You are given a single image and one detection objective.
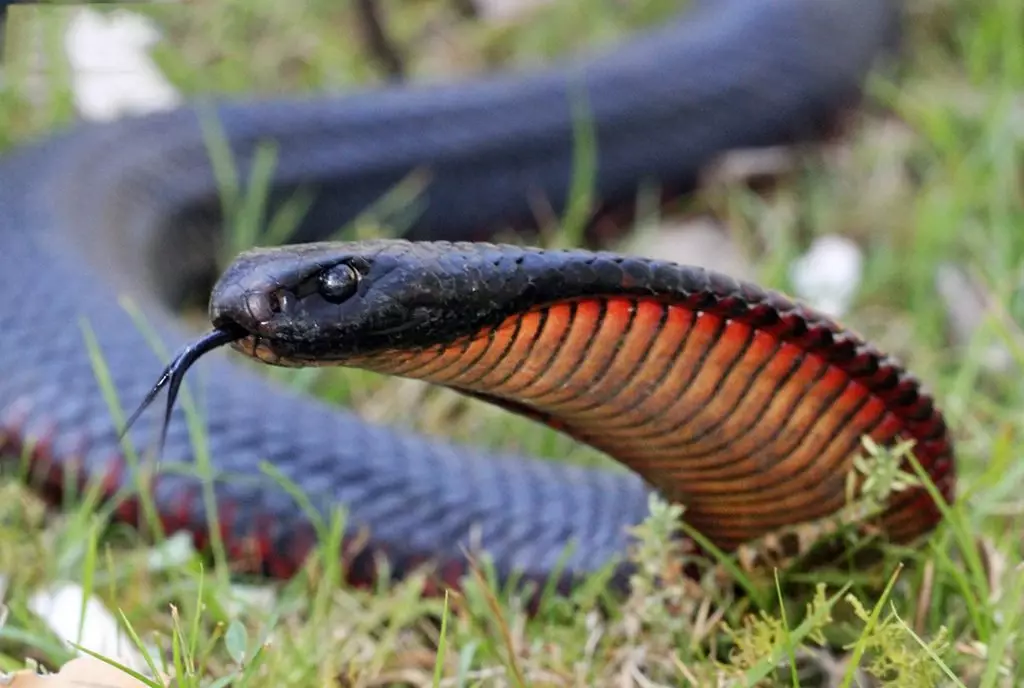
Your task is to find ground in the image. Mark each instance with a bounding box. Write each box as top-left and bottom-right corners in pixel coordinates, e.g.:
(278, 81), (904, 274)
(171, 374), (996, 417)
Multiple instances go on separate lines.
(0, 0), (1022, 686)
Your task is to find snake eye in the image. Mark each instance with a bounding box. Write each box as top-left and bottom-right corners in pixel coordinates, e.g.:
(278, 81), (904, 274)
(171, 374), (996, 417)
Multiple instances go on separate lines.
(318, 263), (360, 304)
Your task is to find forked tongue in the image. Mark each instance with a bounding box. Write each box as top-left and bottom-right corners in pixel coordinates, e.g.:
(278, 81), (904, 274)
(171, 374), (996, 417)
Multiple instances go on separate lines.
(121, 327), (244, 454)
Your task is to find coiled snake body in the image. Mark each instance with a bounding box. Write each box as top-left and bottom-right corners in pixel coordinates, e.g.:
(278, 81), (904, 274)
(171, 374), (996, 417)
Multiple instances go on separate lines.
(0, 0), (954, 594)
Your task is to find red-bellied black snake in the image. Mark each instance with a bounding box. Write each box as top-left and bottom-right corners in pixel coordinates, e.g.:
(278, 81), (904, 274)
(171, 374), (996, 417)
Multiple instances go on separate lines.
(0, 0), (954, 596)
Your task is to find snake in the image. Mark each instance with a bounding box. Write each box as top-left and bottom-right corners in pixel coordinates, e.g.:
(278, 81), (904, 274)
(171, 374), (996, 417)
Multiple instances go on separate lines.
(0, 0), (955, 597)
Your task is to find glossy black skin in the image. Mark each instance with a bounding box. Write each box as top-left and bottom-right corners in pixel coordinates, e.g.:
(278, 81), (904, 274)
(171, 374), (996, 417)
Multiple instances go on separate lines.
(0, 0), (903, 591)
(208, 240), (758, 364)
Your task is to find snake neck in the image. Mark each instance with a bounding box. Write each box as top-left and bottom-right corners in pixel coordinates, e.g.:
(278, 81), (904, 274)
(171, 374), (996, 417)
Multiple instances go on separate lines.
(346, 292), (952, 552)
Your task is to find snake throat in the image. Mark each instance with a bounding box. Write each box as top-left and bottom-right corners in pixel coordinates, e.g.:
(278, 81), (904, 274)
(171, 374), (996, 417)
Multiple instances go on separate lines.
(369, 293), (953, 549)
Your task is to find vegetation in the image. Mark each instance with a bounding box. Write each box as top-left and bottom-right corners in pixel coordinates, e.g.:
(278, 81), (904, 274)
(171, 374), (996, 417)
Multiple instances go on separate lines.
(0, 0), (1022, 684)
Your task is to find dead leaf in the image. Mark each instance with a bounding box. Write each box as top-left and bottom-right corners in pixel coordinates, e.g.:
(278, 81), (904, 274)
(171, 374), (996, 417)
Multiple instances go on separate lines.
(4, 657), (154, 687)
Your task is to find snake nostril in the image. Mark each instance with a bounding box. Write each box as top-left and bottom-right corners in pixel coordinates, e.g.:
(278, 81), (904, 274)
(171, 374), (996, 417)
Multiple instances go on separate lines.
(245, 289), (293, 323)
(243, 292), (277, 323)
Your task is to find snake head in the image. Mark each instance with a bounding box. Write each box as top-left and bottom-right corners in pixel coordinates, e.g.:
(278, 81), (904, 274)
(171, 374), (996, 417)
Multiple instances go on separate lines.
(124, 239), (499, 451)
(204, 239), (557, 367)
(207, 240), (431, 366)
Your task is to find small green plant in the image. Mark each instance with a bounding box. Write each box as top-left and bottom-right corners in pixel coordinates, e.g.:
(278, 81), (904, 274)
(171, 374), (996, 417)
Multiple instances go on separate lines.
(844, 594), (954, 687)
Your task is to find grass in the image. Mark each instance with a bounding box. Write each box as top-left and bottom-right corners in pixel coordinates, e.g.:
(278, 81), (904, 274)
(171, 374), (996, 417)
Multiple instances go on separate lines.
(0, 0), (1022, 685)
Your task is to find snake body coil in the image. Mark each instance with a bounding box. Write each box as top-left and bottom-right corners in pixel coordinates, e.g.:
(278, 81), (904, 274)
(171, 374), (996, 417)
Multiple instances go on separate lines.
(0, 0), (953, 593)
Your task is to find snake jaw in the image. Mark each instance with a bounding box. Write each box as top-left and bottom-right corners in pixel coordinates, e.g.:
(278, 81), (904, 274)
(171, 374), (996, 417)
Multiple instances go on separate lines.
(122, 326), (245, 454)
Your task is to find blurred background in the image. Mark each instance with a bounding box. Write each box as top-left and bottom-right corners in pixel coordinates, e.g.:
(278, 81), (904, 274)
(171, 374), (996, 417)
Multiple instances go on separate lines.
(0, 0), (1021, 685)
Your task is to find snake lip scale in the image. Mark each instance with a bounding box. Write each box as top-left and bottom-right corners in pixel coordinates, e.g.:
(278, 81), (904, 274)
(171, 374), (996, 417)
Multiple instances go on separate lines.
(0, 0), (954, 598)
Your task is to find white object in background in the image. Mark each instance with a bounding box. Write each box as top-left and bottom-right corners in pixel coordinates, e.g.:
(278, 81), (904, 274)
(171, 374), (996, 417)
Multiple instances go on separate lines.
(63, 8), (181, 121)
(27, 582), (150, 673)
(475, 0), (554, 22)
(789, 235), (863, 318)
(934, 262), (1015, 374)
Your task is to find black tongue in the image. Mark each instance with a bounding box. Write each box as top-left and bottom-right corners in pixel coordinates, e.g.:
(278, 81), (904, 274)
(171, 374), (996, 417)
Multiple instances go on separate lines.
(121, 326), (243, 454)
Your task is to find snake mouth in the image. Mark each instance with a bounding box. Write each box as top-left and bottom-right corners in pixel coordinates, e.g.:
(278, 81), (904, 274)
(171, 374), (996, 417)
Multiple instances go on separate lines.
(122, 325), (247, 453)
(227, 334), (306, 368)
